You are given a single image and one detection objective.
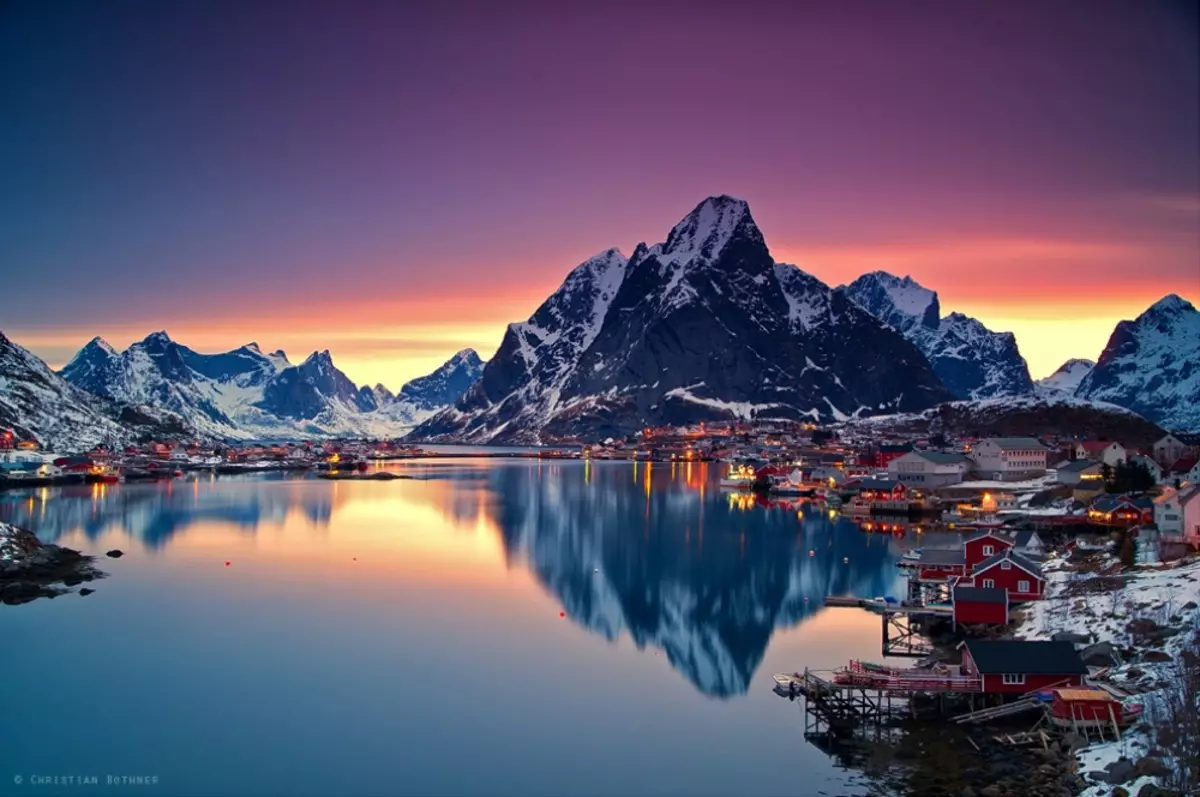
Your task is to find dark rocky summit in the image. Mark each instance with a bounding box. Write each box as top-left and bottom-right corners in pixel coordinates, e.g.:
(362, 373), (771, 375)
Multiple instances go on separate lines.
(412, 196), (952, 443)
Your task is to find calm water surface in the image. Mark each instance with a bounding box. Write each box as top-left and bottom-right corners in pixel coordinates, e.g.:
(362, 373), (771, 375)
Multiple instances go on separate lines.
(1, 458), (912, 796)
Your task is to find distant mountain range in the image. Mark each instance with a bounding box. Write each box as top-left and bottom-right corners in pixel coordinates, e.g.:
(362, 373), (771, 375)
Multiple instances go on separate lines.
(0, 330), (484, 447)
(2, 195), (1197, 448)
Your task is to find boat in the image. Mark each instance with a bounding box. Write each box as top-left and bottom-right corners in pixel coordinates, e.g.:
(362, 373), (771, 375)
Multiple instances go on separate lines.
(1045, 688), (1144, 729)
(772, 672), (805, 695)
(719, 463), (758, 490)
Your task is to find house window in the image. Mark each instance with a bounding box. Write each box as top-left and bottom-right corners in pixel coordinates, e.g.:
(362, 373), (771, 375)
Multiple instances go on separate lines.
(1018, 580), (1031, 593)
(1002, 673), (1026, 685)
(1001, 561), (1011, 570)
(982, 545), (994, 556)
(983, 578), (995, 589)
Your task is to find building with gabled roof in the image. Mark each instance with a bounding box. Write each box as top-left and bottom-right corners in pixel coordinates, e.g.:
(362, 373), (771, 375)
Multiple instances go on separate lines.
(961, 640), (1087, 693)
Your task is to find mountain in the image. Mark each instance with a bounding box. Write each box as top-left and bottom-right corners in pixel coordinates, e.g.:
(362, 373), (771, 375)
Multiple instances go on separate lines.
(1036, 359), (1094, 395)
(395, 349), (484, 411)
(843, 272), (1034, 400)
(1075, 295), (1200, 432)
(0, 331), (188, 450)
(411, 196), (951, 444)
(59, 333), (475, 440)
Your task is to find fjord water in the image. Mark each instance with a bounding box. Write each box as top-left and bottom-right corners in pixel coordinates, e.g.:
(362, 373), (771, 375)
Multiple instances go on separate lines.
(1, 458), (906, 796)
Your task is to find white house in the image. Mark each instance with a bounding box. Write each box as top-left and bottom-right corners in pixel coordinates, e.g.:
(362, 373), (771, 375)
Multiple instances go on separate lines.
(969, 437), (1048, 481)
(1152, 433), (1200, 469)
(1075, 441), (1127, 467)
(1154, 482), (1200, 546)
(887, 450), (972, 488)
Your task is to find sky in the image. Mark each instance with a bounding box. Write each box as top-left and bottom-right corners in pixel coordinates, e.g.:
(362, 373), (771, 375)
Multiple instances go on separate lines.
(1, 0), (1197, 388)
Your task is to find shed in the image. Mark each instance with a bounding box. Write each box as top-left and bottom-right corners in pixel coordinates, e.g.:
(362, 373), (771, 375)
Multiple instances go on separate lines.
(961, 640), (1088, 694)
(952, 585), (1009, 626)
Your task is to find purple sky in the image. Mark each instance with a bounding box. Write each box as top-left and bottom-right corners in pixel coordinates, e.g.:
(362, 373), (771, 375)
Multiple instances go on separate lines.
(2, 0), (1197, 385)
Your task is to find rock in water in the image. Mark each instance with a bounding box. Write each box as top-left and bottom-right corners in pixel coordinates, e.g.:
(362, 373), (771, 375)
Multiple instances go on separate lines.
(106, 549), (124, 558)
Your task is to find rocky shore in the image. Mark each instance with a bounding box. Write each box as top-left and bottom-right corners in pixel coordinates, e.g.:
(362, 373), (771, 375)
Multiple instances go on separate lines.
(0, 521), (106, 605)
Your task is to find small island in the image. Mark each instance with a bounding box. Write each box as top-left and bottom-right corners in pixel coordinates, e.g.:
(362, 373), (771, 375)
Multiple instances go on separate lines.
(0, 521), (105, 605)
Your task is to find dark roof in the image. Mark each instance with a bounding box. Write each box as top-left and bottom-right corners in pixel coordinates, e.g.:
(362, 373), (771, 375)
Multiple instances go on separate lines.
(913, 451), (971, 465)
(964, 530), (1012, 545)
(972, 549), (1044, 579)
(919, 549), (966, 565)
(879, 444), (913, 453)
(964, 640), (1088, 675)
(985, 437), (1046, 451)
(1057, 459), (1103, 474)
(953, 586), (1008, 605)
(857, 478), (902, 491)
(1011, 530), (1040, 548)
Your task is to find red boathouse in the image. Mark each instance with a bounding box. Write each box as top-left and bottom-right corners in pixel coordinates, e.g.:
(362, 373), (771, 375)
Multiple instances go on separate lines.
(961, 639), (1088, 694)
(951, 585), (1009, 626)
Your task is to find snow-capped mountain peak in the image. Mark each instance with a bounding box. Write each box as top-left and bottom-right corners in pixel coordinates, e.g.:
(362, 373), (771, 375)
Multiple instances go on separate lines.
(1076, 294), (1200, 431)
(1036, 358), (1095, 395)
(844, 271), (940, 331)
(658, 195), (761, 267)
(843, 271), (1033, 400)
(412, 197), (950, 443)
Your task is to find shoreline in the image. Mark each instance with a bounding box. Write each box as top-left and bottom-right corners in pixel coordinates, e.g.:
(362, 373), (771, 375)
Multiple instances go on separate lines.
(0, 521), (106, 605)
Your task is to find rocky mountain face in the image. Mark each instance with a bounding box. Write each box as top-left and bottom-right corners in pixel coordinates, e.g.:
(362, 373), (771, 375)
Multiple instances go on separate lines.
(0, 331), (185, 450)
(412, 196), (951, 443)
(1075, 295), (1200, 432)
(843, 272), (1034, 400)
(58, 333), (482, 441)
(1036, 358), (1094, 395)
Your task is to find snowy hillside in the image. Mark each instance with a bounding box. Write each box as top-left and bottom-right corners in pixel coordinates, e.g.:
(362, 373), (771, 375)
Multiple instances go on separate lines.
(1036, 358), (1095, 395)
(0, 331), (185, 450)
(412, 196), (950, 443)
(58, 333), (482, 441)
(844, 271), (1035, 400)
(1075, 295), (1200, 432)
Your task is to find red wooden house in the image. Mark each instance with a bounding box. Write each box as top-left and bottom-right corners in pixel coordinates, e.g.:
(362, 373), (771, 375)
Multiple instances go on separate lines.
(916, 548), (968, 581)
(962, 531), (1015, 569)
(961, 640), (1088, 694)
(872, 444), (913, 469)
(960, 550), (1046, 601)
(853, 479), (908, 501)
(952, 585), (1009, 626)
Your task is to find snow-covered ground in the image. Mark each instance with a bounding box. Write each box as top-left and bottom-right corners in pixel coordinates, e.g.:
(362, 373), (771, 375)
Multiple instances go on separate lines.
(0, 521), (41, 563)
(1016, 553), (1200, 795)
(954, 475), (1056, 492)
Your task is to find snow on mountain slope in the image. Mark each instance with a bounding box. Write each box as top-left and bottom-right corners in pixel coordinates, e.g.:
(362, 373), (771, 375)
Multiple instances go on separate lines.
(0, 331), (135, 450)
(412, 197), (950, 444)
(59, 333), (477, 440)
(375, 349), (486, 428)
(844, 271), (1034, 400)
(1036, 358), (1094, 395)
(1075, 294), (1200, 432)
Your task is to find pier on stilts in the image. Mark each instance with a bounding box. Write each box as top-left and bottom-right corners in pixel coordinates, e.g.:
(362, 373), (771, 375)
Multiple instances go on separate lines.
(791, 663), (983, 742)
(823, 595), (950, 658)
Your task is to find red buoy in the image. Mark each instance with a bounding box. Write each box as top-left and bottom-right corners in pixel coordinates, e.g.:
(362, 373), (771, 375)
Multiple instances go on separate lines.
(225, 561), (231, 567)
(559, 611), (566, 618)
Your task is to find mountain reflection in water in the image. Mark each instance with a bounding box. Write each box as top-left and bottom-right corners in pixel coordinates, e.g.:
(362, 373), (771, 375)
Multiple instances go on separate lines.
(1, 459), (905, 698)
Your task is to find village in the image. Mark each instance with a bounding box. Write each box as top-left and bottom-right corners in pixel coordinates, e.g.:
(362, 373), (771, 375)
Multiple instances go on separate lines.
(3, 421), (1199, 794)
